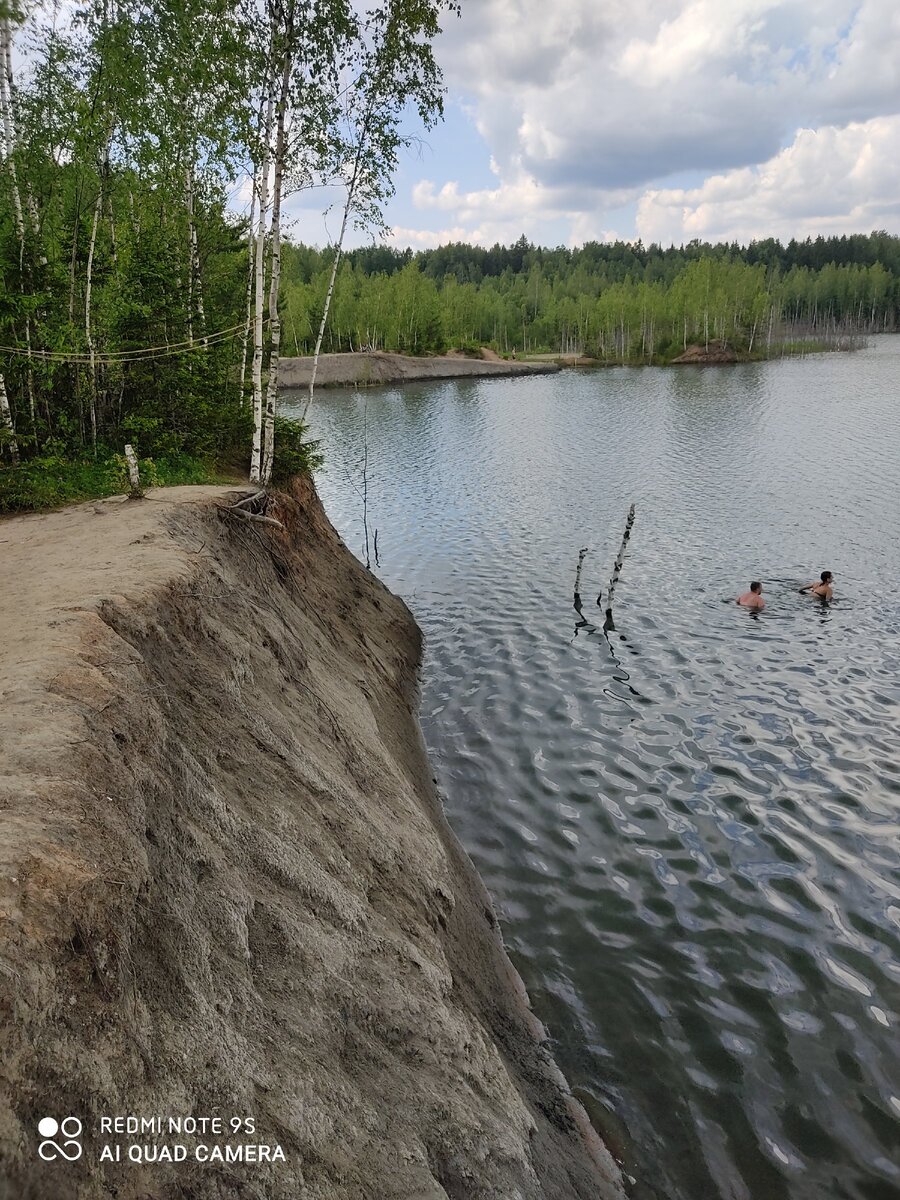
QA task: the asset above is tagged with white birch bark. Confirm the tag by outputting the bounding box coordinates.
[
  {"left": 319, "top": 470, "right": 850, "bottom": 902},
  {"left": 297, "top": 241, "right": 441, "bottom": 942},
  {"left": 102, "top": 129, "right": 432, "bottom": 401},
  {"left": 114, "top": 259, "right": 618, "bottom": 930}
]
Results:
[
  {"left": 261, "top": 34, "right": 293, "bottom": 486},
  {"left": 301, "top": 95, "right": 375, "bottom": 423},
  {"left": 0, "top": 372, "right": 19, "bottom": 464},
  {"left": 185, "top": 165, "right": 206, "bottom": 345},
  {"left": 0, "top": 13, "right": 40, "bottom": 438},
  {"left": 185, "top": 168, "right": 194, "bottom": 349},
  {"left": 302, "top": 205, "right": 348, "bottom": 422},
  {"left": 249, "top": 86, "right": 275, "bottom": 484},
  {"left": 85, "top": 182, "right": 103, "bottom": 452},
  {"left": 0, "top": 17, "right": 25, "bottom": 250},
  {"left": 23, "top": 315, "right": 36, "bottom": 429},
  {"left": 124, "top": 443, "right": 142, "bottom": 496},
  {"left": 237, "top": 176, "right": 257, "bottom": 406},
  {"left": 2, "top": 22, "right": 45, "bottom": 260}
]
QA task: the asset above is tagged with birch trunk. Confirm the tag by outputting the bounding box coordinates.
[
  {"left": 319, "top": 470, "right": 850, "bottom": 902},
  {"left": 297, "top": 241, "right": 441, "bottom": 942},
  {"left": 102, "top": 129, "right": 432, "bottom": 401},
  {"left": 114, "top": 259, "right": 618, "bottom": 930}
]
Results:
[
  {"left": 236, "top": 181, "right": 256, "bottom": 408},
  {"left": 301, "top": 85, "right": 376, "bottom": 425},
  {"left": 2, "top": 16, "right": 44, "bottom": 256},
  {"left": 24, "top": 315, "right": 36, "bottom": 430},
  {"left": 237, "top": 176, "right": 258, "bottom": 406},
  {"left": 185, "top": 168, "right": 194, "bottom": 349},
  {"left": 0, "top": 14, "right": 39, "bottom": 436},
  {"left": 124, "top": 443, "right": 142, "bottom": 497},
  {"left": 249, "top": 86, "right": 276, "bottom": 484},
  {"left": 186, "top": 165, "right": 206, "bottom": 345},
  {"left": 85, "top": 182, "right": 103, "bottom": 453},
  {"left": 301, "top": 200, "right": 350, "bottom": 423},
  {"left": 261, "top": 32, "right": 293, "bottom": 486},
  {"left": 0, "top": 372, "right": 19, "bottom": 464},
  {"left": 0, "top": 17, "right": 25, "bottom": 252}
]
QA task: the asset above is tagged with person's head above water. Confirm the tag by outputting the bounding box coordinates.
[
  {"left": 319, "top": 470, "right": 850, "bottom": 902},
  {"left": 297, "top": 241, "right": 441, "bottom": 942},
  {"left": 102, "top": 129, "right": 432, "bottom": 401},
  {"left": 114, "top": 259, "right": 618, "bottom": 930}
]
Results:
[
  {"left": 750, "top": 581, "right": 762, "bottom": 593},
  {"left": 820, "top": 570, "right": 833, "bottom": 583}
]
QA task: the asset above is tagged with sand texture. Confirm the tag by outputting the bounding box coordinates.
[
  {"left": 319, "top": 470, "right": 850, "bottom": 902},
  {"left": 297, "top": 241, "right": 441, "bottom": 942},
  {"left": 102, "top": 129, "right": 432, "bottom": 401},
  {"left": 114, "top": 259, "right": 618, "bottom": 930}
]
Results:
[
  {"left": 278, "top": 350, "right": 559, "bottom": 389},
  {"left": 0, "top": 481, "right": 624, "bottom": 1199},
  {"left": 670, "top": 341, "right": 740, "bottom": 364}
]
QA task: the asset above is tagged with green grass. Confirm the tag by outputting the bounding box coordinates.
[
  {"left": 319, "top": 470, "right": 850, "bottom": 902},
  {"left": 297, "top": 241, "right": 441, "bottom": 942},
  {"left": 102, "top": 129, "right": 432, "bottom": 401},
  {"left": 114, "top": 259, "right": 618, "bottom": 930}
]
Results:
[{"left": 0, "top": 450, "right": 235, "bottom": 515}]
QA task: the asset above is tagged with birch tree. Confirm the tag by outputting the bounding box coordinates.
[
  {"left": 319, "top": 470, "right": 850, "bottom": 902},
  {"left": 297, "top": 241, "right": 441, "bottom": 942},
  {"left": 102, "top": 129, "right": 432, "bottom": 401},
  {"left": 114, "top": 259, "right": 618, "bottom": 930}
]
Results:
[
  {"left": 251, "top": 0, "right": 353, "bottom": 485},
  {"left": 301, "top": 0, "right": 459, "bottom": 421},
  {"left": 0, "top": 372, "right": 19, "bottom": 463}
]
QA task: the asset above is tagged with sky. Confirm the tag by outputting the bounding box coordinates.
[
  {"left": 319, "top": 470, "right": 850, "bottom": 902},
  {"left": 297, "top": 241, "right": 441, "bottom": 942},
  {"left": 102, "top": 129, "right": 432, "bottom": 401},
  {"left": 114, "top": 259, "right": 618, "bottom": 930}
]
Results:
[{"left": 286, "top": 0, "right": 900, "bottom": 251}]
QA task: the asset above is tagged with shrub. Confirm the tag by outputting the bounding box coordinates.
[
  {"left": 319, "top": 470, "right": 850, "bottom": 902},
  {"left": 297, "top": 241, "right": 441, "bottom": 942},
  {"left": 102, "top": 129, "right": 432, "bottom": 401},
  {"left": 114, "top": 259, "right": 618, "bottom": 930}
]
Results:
[{"left": 270, "top": 418, "right": 323, "bottom": 484}]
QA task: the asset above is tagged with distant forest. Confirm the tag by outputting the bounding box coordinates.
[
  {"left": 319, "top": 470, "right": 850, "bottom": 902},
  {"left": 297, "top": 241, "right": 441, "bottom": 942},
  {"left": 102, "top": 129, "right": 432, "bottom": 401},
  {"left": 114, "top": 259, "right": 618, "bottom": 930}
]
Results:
[{"left": 280, "top": 230, "right": 900, "bottom": 362}]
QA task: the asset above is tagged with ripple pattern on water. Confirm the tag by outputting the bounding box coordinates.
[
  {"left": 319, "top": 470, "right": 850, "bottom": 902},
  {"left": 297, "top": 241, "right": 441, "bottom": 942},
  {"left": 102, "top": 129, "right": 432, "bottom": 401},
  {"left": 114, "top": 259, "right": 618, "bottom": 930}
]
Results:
[{"left": 283, "top": 339, "right": 900, "bottom": 1200}]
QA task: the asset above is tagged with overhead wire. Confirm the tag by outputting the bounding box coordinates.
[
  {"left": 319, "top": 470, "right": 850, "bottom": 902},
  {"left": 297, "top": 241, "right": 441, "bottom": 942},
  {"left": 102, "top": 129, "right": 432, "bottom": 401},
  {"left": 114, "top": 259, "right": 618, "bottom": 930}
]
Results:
[{"left": 0, "top": 318, "right": 266, "bottom": 365}]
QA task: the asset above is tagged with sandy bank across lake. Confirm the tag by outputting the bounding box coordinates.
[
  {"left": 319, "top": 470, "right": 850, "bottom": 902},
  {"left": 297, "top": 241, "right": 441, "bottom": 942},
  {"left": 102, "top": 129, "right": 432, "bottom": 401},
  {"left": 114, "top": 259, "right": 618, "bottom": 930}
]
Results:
[
  {"left": 0, "top": 482, "right": 624, "bottom": 1199},
  {"left": 279, "top": 349, "right": 559, "bottom": 389}
]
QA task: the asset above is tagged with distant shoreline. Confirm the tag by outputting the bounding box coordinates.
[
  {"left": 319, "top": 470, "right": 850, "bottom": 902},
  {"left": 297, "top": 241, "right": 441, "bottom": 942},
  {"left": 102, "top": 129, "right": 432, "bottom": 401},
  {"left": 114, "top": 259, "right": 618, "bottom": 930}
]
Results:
[
  {"left": 279, "top": 350, "right": 560, "bottom": 389},
  {"left": 279, "top": 339, "right": 869, "bottom": 390}
]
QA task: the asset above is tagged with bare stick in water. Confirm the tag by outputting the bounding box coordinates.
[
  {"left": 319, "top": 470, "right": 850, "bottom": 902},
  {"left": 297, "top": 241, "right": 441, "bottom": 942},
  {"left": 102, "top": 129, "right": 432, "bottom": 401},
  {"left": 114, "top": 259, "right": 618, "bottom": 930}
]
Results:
[
  {"left": 573, "top": 546, "right": 590, "bottom": 611},
  {"left": 600, "top": 504, "right": 636, "bottom": 619},
  {"left": 361, "top": 399, "right": 371, "bottom": 569}
]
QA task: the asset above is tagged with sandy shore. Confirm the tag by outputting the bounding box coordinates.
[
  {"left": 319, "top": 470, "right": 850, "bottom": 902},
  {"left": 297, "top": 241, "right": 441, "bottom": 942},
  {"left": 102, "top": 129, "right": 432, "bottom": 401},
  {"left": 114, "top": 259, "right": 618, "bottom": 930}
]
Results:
[
  {"left": 279, "top": 350, "right": 559, "bottom": 389},
  {"left": 0, "top": 482, "right": 624, "bottom": 1199}
]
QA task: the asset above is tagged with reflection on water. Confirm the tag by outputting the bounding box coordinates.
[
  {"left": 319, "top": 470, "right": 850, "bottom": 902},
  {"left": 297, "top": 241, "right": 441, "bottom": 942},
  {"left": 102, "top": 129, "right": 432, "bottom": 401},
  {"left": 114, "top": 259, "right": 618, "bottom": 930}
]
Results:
[{"left": 282, "top": 339, "right": 900, "bottom": 1200}]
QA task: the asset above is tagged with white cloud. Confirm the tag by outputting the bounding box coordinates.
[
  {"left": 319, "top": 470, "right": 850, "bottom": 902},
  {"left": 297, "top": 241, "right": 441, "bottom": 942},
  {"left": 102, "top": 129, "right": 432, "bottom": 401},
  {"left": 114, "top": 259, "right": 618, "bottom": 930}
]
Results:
[
  {"left": 393, "top": 170, "right": 635, "bottom": 248},
  {"left": 391, "top": 0, "right": 900, "bottom": 247},
  {"left": 440, "top": 0, "right": 900, "bottom": 190},
  {"left": 635, "top": 116, "right": 900, "bottom": 244}
]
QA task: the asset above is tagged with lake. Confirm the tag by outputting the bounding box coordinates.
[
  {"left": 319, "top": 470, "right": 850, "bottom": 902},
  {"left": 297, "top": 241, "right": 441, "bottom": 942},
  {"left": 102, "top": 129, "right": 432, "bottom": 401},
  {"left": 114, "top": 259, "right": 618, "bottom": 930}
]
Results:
[{"left": 282, "top": 339, "right": 900, "bottom": 1200}]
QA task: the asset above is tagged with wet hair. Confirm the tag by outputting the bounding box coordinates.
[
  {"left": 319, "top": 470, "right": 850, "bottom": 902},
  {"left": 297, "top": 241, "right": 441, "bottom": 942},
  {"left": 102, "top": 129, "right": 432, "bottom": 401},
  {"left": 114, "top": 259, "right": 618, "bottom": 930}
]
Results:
[
  {"left": 821, "top": 570, "right": 833, "bottom": 583},
  {"left": 750, "top": 581, "right": 762, "bottom": 592}
]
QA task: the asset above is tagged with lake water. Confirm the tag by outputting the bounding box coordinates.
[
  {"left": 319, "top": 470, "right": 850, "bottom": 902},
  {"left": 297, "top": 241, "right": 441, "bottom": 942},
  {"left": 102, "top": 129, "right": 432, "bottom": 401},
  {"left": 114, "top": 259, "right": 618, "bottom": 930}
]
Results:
[{"left": 282, "top": 339, "right": 900, "bottom": 1200}]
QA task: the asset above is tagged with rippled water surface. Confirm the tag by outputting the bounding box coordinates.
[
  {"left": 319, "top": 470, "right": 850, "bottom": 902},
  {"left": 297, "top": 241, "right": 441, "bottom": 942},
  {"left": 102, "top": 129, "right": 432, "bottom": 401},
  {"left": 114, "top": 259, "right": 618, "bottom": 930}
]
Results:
[{"left": 283, "top": 340, "right": 900, "bottom": 1200}]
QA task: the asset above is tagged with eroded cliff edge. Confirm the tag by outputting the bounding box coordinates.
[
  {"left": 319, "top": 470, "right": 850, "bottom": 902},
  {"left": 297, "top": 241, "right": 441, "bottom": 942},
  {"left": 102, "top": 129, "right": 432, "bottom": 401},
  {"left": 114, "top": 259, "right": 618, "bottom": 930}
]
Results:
[{"left": 0, "top": 479, "right": 624, "bottom": 1200}]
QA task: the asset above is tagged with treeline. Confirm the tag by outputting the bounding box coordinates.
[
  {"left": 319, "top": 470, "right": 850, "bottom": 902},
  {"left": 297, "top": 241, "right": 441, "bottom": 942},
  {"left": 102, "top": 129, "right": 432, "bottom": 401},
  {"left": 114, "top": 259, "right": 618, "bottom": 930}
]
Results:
[
  {"left": 280, "top": 232, "right": 900, "bottom": 360},
  {"left": 0, "top": 0, "right": 455, "bottom": 509}
]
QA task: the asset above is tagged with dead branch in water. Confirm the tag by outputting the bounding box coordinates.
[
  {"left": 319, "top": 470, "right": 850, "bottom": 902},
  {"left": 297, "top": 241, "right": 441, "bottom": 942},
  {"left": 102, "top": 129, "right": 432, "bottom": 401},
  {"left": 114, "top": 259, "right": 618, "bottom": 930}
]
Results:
[
  {"left": 600, "top": 504, "right": 636, "bottom": 618},
  {"left": 573, "top": 546, "right": 590, "bottom": 612},
  {"left": 362, "top": 398, "right": 372, "bottom": 570}
]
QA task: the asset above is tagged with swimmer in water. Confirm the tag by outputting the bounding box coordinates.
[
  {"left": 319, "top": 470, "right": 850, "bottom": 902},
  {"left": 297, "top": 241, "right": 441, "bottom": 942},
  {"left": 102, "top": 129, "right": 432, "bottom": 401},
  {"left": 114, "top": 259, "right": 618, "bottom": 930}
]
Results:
[
  {"left": 800, "top": 570, "right": 833, "bottom": 600},
  {"left": 736, "top": 581, "right": 765, "bottom": 610}
]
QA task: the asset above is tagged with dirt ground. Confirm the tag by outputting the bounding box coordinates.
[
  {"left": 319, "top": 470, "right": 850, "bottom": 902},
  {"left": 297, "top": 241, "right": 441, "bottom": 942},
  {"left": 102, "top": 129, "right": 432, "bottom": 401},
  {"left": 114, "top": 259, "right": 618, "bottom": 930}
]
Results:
[
  {"left": 0, "top": 482, "right": 624, "bottom": 1199},
  {"left": 278, "top": 350, "right": 558, "bottom": 388},
  {"left": 671, "top": 341, "right": 740, "bottom": 363}
]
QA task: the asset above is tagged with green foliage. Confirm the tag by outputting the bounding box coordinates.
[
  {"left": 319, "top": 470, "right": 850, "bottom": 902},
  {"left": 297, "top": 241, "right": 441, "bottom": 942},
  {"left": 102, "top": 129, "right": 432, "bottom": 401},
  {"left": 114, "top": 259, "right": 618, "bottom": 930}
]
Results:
[
  {"left": 269, "top": 418, "right": 323, "bottom": 484},
  {"left": 1, "top": 1, "right": 456, "bottom": 503},
  {"left": 0, "top": 450, "right": 231, "bottom": 513},
  {"left": 278, "top": 233, "right": 900, "bottom": 360}
]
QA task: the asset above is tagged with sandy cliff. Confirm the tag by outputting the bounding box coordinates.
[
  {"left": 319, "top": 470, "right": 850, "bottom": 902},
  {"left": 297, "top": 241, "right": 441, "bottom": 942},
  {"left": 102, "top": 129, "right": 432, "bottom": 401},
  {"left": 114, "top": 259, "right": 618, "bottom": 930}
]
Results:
[
  {"left": 0, "top": 481, "right": 624, "bottom": 1199},
  {"left": 278, "top": 350, "right": 559, "bottom": 388}
]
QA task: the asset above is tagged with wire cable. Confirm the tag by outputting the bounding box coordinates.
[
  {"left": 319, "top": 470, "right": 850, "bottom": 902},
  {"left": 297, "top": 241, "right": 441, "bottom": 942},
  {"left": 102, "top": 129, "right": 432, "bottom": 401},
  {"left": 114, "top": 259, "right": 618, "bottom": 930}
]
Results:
[{"left": 0, "top": 318, "right": 265, "bottom": 365}]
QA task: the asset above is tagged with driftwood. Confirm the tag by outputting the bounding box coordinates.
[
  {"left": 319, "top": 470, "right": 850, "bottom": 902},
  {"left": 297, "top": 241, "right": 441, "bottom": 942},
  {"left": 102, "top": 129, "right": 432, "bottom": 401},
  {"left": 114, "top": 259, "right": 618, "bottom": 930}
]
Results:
[
  {"left": 223, "top": 509, "right": 285, "bottom": 529},
  {"left": 224, "top": 489, "right": 267, "bottom": 511},
  {"left": 599, "top": 504, "right": 636, "bottom": 619},
  {"left": 573, "top": 546, "right": 590, "bottom": 612},
  {"left": 216, "top": 490, "right": 285, "bottom": 530}
]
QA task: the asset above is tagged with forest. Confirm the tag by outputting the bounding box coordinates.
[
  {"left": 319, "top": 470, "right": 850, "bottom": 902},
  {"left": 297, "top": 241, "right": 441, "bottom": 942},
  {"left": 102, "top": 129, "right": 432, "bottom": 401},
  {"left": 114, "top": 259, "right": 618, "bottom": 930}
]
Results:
[
  {"left": 0, "top": 0, "right": 457, "bottom": 510},
  {"left": 280, "top": 231, "right": 900, "bottom": 359},
  {"left": 1, "top": 0, "right": 899, "bottom": 511}
]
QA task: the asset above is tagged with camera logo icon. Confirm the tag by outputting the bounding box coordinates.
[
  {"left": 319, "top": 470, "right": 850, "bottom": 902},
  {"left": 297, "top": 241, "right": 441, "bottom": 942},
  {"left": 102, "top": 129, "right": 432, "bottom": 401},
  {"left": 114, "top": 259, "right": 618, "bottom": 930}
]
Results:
[{"left": 38, "top": 1117, "right": 83, "bottom": 1162}]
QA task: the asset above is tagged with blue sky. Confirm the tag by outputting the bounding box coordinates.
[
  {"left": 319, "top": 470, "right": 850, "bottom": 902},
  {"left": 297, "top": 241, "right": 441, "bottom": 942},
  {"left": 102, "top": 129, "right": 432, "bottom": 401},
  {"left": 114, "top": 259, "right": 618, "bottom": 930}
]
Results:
[{"left": 287, "top": 0, "right": 900, "bottom": 251}]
